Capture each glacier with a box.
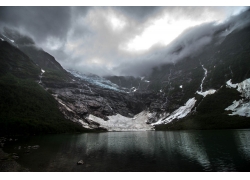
[67,69,126,92]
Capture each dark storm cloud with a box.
[116,8,250,76]
[0,6,249,77]
[115,6,162,22]
[0,6,72,42]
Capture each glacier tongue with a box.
[152,97,197,125]
[225,78,250,117]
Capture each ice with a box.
[152,97,197,125]
[225,78,250,117]
[88,111,154,131]
[67,69,125,92]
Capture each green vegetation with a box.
[0,73,90,136]
[0,41,40,79]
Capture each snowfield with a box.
[88,111,154,131]
[225,78,250,117]
[152,97,197,125]
[196,89,216,97]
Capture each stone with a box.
[32,145,40,149]
[77,160,84,165]
[24,150,30,153]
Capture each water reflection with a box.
[235,130,250,160]
[3,130,250,171]
[166,131,211,170]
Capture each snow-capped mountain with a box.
[1,10,250,134]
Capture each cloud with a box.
[0,6,249,77]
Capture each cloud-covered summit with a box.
[0,6,248,76]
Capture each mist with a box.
[0,6,249,77]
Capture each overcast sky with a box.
[0,6,249,76]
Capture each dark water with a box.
[2,130,250,172]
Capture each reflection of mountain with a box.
[6,130,250,171]
[167,131,211,170]
[235,130,250,160]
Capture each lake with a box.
[2,129,250,172]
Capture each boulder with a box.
[77,160,84,165]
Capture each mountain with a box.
[0,36,94,135]
[104,12,250,130]
[1,10,250,134]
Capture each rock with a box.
[32,145,40,149]
[12,155,19,159]
[87,100,102,109]
[24,150,30,153]
[77,160,84,165]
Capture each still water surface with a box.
[3,130,250,171]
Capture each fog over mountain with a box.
[0,6,248,76]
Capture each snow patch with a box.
[152,97,197,125]
[197,89,216,97]
[180,85,183,88]
[226,79,238,89]
[131,87,137,92]
[199,64,207,92]
[2,34,14,43]
[38,69,45,84]
[0,37,4,41]
[225,78,250,117]
[88,111,154,131]
[196,64,216,97]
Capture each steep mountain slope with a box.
[0,30,158,132]
[1,10,250,133]
[146,22,250,129]
[0,40,91,135]
[0,28,71,83]
[104,14,250,129]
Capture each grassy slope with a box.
[0,74,91,136]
